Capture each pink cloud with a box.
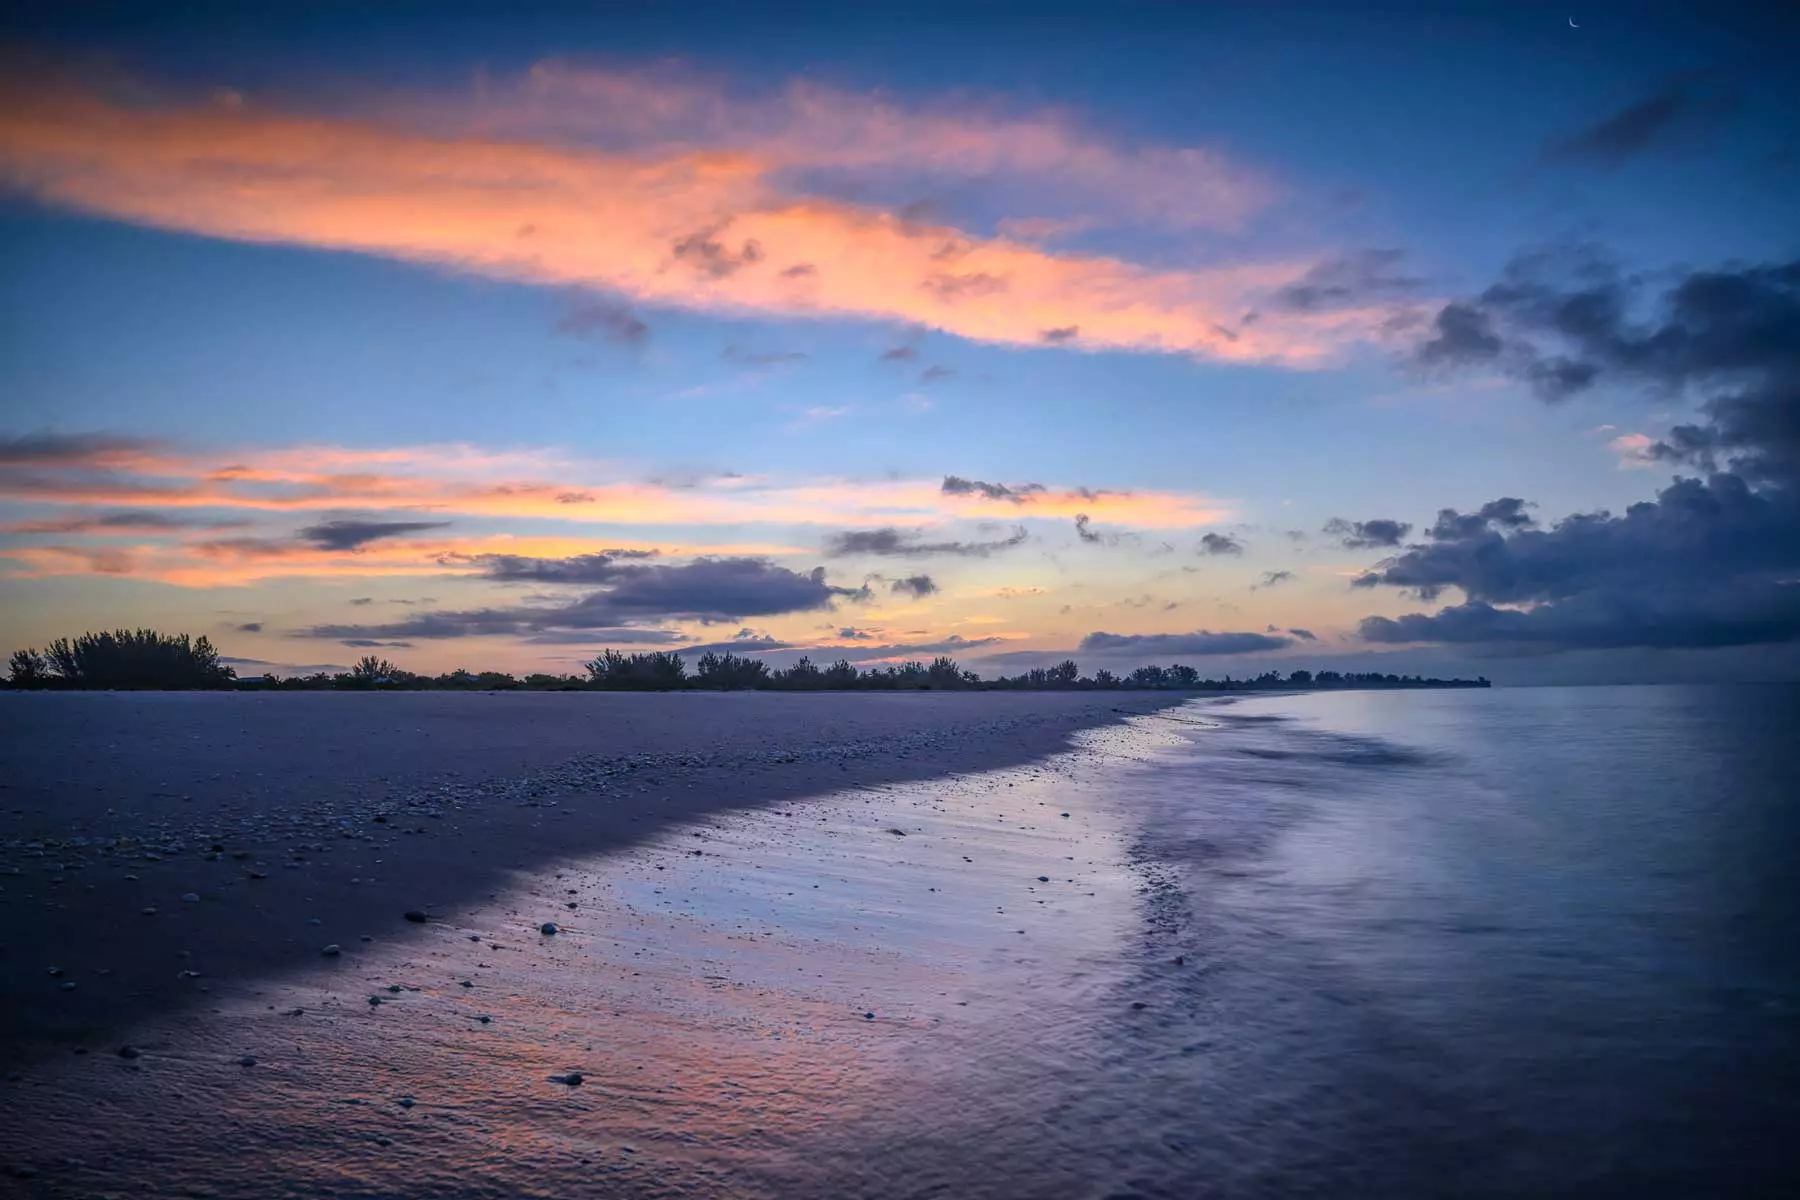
[0,72,1388,365]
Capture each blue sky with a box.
[3,1,1797,681]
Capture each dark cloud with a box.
[1428,498,1536,540]
[1287,628,1319,641]
[837,626,876,640]
[941,475,1048,504]
[1257,570,1295,588]
[922,272,1008,300]
[1074,514,1104,544]
[722,345,808,366]
[0,432,156,465]
[880,346,920,362]
[890,574,938,598]
[919,365,957,384]
[678,633,793,656]
[339,638,415,649]
[824,526,1027,558]
[1415,302,1504,367]
[779,263,816,278]
[1375,250,1800,652]
[3,509,243,534]
[557,298,649,345]
[1355,474,1800,650]
[1198,532,1244,556]
[1272,249,1423,312]
[348,597,374,606]
[522,628,690,646]
[1324,517,1414,549]
[302,558,859,640]
[299,519,451,552]
[235,622,263,633]
[1540,83,1714,168]
[1079,630,1293,655]
[816,634,1001,664]
[672,227,763,278]
[1040,326,1080,343]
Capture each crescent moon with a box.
[1569,16,1579,27]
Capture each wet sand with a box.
[0,692,1177,1069]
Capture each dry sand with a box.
[0,691,1177,1068]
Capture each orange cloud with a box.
[0,441,1229,534]
[0,72,1389,364]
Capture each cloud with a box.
[1324,517,1413,549]
[1270,248,1423,312]
[1355,474,1800,650]
[1414,302,1504,367]
[1040,326,1080,343]
[1540,82,1717,168]
[1,509,241,534]
[722,344,807,366]
[1198,531,1243,556]
[298,556,860,640]
[0,69,1394,366]
[1426,498,1535,540]
[235,621,263,633]
[837,626,876,640]
[299,519,452,551]
[0,441,1226,557]
[890,574,938,598]
[1371,250,1800,651]
[918,365,957,384]
[0,432,159,467]
[940,475,1048,504]
[1287,627,1318,641]
[557,297,649,344]
[879,346,919,362]
[1073,513,1104,544]
[339,638,416,649]
[823,525,1026,558]
[810,633,1001,664]
[1079,629,1293,655]
[1256,570,1295,587]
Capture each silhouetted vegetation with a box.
[6,630,1490,693]
[4,629,236,689]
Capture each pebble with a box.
[1174,955,1185,966]
[368,996,383,1007]
[549,1072,584,1086]
[1037,875,1050,882]
[141,906,157,916]
[539,922,558,935]
[321,944,341,956]
[180,892,200,903]
[398,1096,415,1108]
[237,1055,257,1068]
[403,910,428,923]
[59,981,76,991]
[477,1016,491,1024]
[119,1045,140,1059]
[1131,1001,1148,1010]
[863,1011,875,1020]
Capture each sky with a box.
[2,1,1797,684]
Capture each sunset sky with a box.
[3,2,1797,683]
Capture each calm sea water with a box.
[7,684,1796,1197]
[1096,682,1800,1197]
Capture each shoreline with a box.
[0,691,1183,1067]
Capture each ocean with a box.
[5,684,1796,1197]
[1079,683,1800,1197]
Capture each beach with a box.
[0,692,1177,1070]
[4,686,1796,1198]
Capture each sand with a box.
[0,690,1178,1069]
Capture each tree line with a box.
[5,629,1490,692]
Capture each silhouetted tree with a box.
[14,629,235,689]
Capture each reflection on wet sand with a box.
[3,722,1174,1198]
